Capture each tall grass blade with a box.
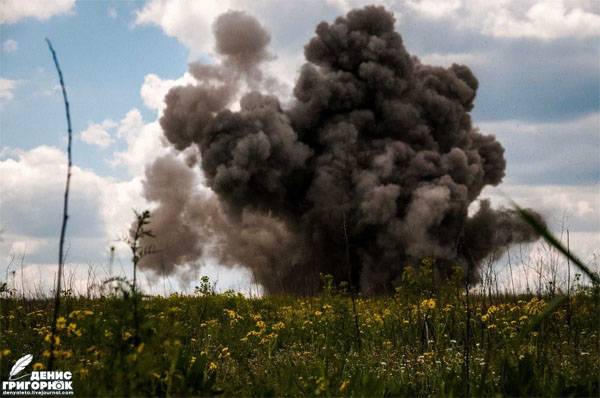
[512,201,598,338]
[514,204,599,285]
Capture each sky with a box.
[0,0,598,295]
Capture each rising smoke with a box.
[135,6,544,294]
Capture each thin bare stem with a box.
[567,230,571,296]
[45,38,72,371]
[342,211,362,350]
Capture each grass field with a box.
[1,268,598,397]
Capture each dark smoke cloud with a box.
[137,151,303,293]
[464,199,545,264]
[135,151,215,275]
[160,10,273,151]
[213,10,272,73]
[135,6,544,294]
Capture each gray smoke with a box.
[135,6,544,294]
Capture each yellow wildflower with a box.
[339,380,350,393]
[272,322,286,331]
[219,347,230,359]
[44,334,60,346]
[524,298,545,315]
[256,320,267,329]
[315,376,328,394]
[420,298,437,310]
[56,317,67,330]
[246,330,262,338]
[33,363,44,371]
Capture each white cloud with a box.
[480,182,600,250]
[482,1,600,40]
[79,120,117,148]
[0,146,101,243]
[2,39,17,52]
[0,143,255,296]
[135,0,239,58]
[75,105,168,176]
[0,145,146,265]
[107,6,117,19]
[117,108,144,140]
[0,146,107,222]
[112,119,168,176]
[0,78,17,102]
[114,73,216,176]
[0,0,75,24]
[419,51,488,67]
[140,73,196,112]
[2,234,49,257]
[99,107,167,176]
[406,0,461,19]
[325,0,600,40]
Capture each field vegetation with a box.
[1,263,598,397]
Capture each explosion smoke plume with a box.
[135,6,544,294]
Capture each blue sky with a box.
[1,1,188,177]
[0,0,598,294]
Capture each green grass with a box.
[1,270,598,397]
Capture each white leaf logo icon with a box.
[9,354,33,380]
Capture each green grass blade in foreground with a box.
[518,295,568,338]
[514,204,599,285]
[513,201,598,337]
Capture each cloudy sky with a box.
[1,0,598,294]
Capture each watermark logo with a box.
[1,354,74,396]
